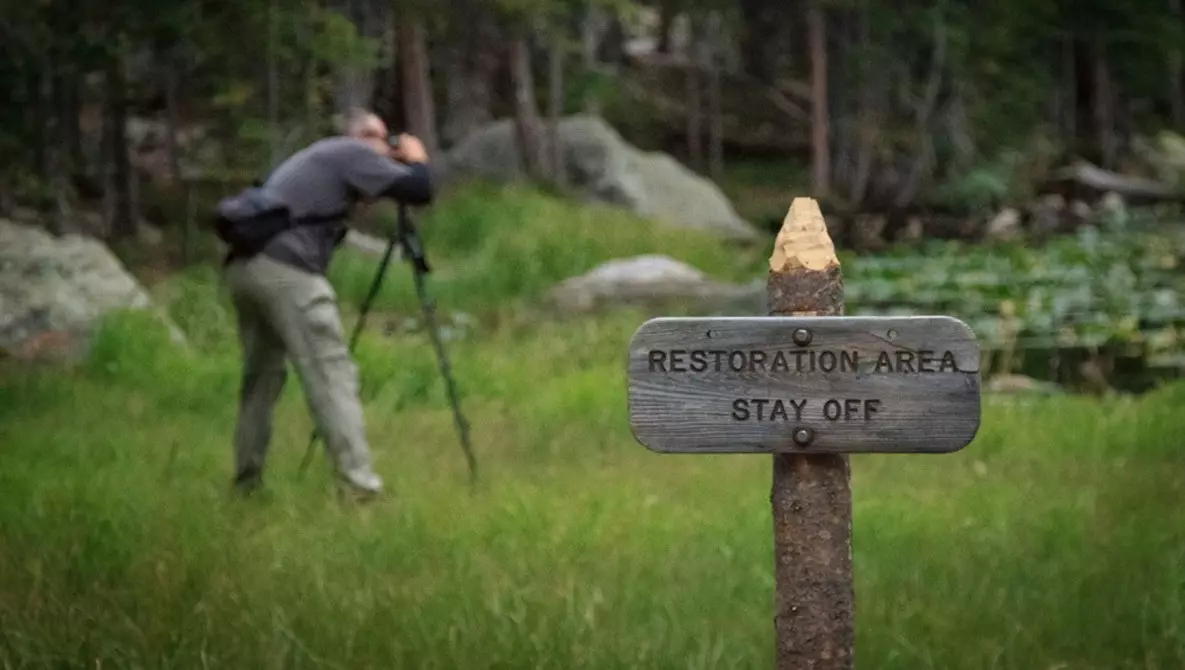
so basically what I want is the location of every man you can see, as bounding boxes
[222,109,432,499]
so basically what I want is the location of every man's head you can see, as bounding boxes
[337,107,429,166]
[342,108,392,157]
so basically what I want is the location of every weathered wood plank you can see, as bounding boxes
[627,314,982,454]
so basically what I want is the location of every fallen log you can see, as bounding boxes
[1045,159,1185,203]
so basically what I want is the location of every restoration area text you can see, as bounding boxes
[647,347,961,375]
[647,345,962,423]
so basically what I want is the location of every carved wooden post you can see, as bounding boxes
[767,197,853,669]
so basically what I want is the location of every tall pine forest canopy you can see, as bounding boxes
[4,0,1184,233]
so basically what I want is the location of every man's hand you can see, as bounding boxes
[391,134,428,164]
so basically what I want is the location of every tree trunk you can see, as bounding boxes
[400,17,439,156]
[34,63,51,187]
[739,0,782,84]
[706,11,723,180]
[1170,0,1184,127]
[302,3,323,140]
[598,14,626,66]
[105,38,135,242]
[892,11,946,210]
[581,3,604,114]
[268,0,281,169]
[332,0,378,116]
[548,31,566,185]
[1072,36,1097,161]
[60,64,83,180]
[848,0,876,206]
[1093,40,1116,170]
[686,67,703,169]
[163,50,184,184]
[509,35,545,180]
[372,13,400,126]
[946,80,975,174]
[440,1,497,147]
[441,51,493,147]
[43,50,71,235]
[1061,33,1076,144]
[807,0,830,198]
[656,0,677,54]
[684,15,703,169]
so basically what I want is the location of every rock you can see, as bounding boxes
[344,229,393,258]
[985,373,1062,395]
[445,115,761,241]
[850,215,887,251]
[1098,191,1128,226]
[898,216,924,244]
[80,211,105,236]
[545,254,759,314]
[0,220,184,363]
[1069,199,1092,223]
[985,208,1021,242]
[1028,194,1066,235]
[137,224,164,247]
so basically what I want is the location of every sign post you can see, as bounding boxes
[626,198,981,669]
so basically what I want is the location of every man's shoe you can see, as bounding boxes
[232,467,263,495]
[338,468,383,502]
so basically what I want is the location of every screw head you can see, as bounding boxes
[792,328,812,346]
[792,427,814,447]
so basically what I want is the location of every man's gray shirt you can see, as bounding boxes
[254,136,432,275]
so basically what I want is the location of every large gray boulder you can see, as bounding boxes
[0,220,183,362]
[545,254,764,315]
[445,115,762,241]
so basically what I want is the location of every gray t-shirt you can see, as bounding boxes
[255,136,432,275]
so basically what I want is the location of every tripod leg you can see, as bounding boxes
[411,265,478,489]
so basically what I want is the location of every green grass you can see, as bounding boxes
[2,304,1185,669]
[3,181,1185,668]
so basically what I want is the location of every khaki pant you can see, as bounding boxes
[224,254,381,493]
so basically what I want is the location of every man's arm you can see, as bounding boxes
[381,161,433,206]
[342,141,434,206]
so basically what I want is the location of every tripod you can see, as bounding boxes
[298,204,477,489]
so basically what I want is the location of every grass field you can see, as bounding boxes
[2,182,1185,669]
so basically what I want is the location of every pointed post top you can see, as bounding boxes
[769,197,839,273]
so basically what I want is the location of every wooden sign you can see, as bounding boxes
[627,314,981,454]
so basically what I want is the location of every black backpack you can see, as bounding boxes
[213,185,344,256]
[212,186,294,255]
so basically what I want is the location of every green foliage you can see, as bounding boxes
[841,211,1185,386]
[84,309,238,414]
[927,149,1029,215]
[148,264,241,354]
[309,7,382,69]
[325,181,768,316]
